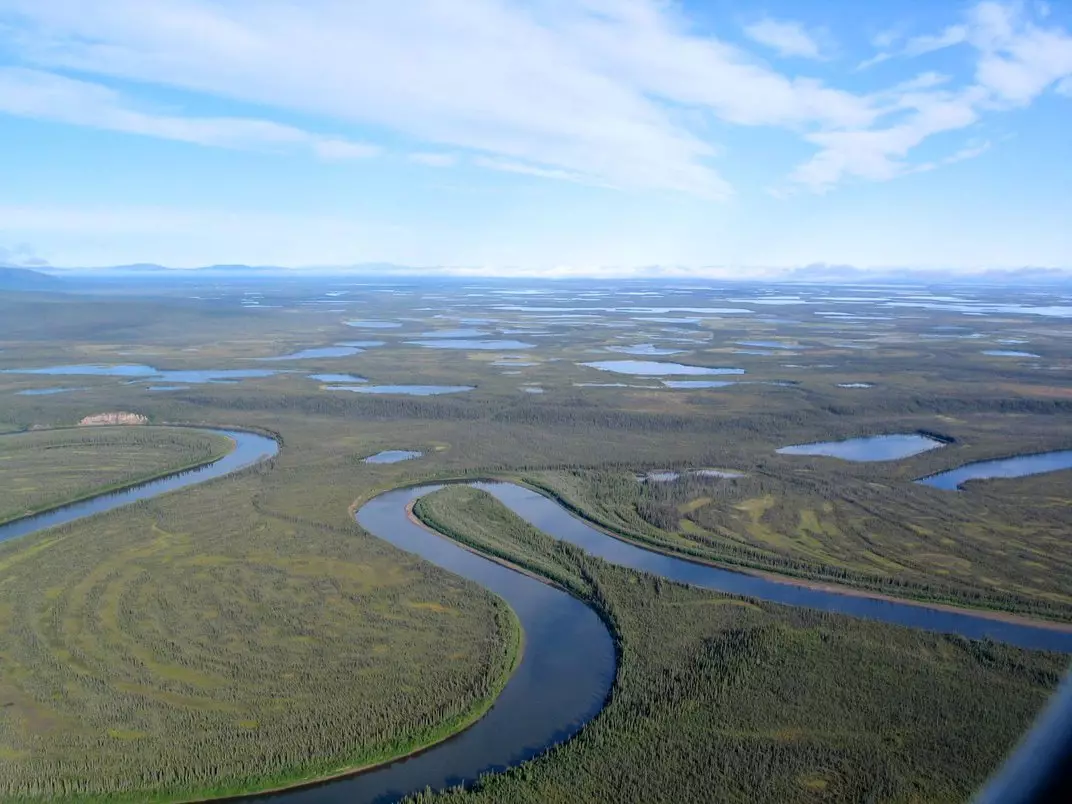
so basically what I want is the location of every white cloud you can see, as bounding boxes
[409,152,459,167]
[0,67,379,159]
[1057,76,1072,96]
[791,2,1072,191]
[0,0,1068,200]
[903,25,969,57]
[743,18,825,59]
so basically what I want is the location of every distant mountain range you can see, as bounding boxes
[0,266,61,290]
[16,262,1072,286]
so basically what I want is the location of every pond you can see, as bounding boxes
[778,434,946,462]
[259,346,364,360]
[363,450,423,464]
[605,344,686,356]
[310,374,367,383]
[580,360,745,376]
[662,380,739,389]
[408,339,536,350]
[417,328,491,338]
[917,450,1072,490]
[327,385,475,396]
[982,350,1040,358]
[735,340,804,350]
[640,469,744,482]
[837,383,874,388]
[15,387,84,396]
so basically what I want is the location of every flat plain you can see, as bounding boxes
[0,276,1069,801]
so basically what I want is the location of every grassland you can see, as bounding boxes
[0,281,1069,801]
[0,427,233,525]
[412,485,1066,803]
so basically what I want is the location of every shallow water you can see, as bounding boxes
[15,387,84,396]
[363,450,423,464]
[581,360,744,377]
[327,385,475,396]
[407,340,536,350]
[260,346,364,360]
[778,434,945,462]
[310,373,367,383]
[662,380,739,389]
[605,344,686,356]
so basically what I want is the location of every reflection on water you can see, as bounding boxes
[777,434,945,461]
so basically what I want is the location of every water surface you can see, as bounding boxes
[260,346,364,361]
[581,360,744,377]
[1,364,277,384]
[328,385,475,396]
[778,434,946,462]
[918,450,1072,490]
[475,482,1072,653]
[15,387,84,396]
[363,450,423,464]
[408,340,535,350]
[662,380,739,389]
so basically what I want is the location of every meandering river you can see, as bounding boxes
[1,431,1070,804]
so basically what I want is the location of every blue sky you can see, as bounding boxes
[0,0,1070,274]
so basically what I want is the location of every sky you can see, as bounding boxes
[1,0,1071,275]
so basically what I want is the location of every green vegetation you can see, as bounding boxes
[413,485,1066,804]
[1,282,1070,801]
[523,463,1072,622]
[0,427,233,525]
[0,461,519,801]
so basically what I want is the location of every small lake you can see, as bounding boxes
[1,364,278,384]
[778,434,946,462]
[15,387,84,396]
[408,340,536,350]
[581,360,745,377]
[605,344,686,356]
[260,346,364,361]
[417,328,490,339]
[736,340,804,350]
[146,385,190,392]
[327,385,475,396]
[363,450,423,464]
[917,450,1072,490]
[662,380,738,389]
[837,383,874,388]
[345,321,402,329]
[310,374,367,383]
[640,469,744,482]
